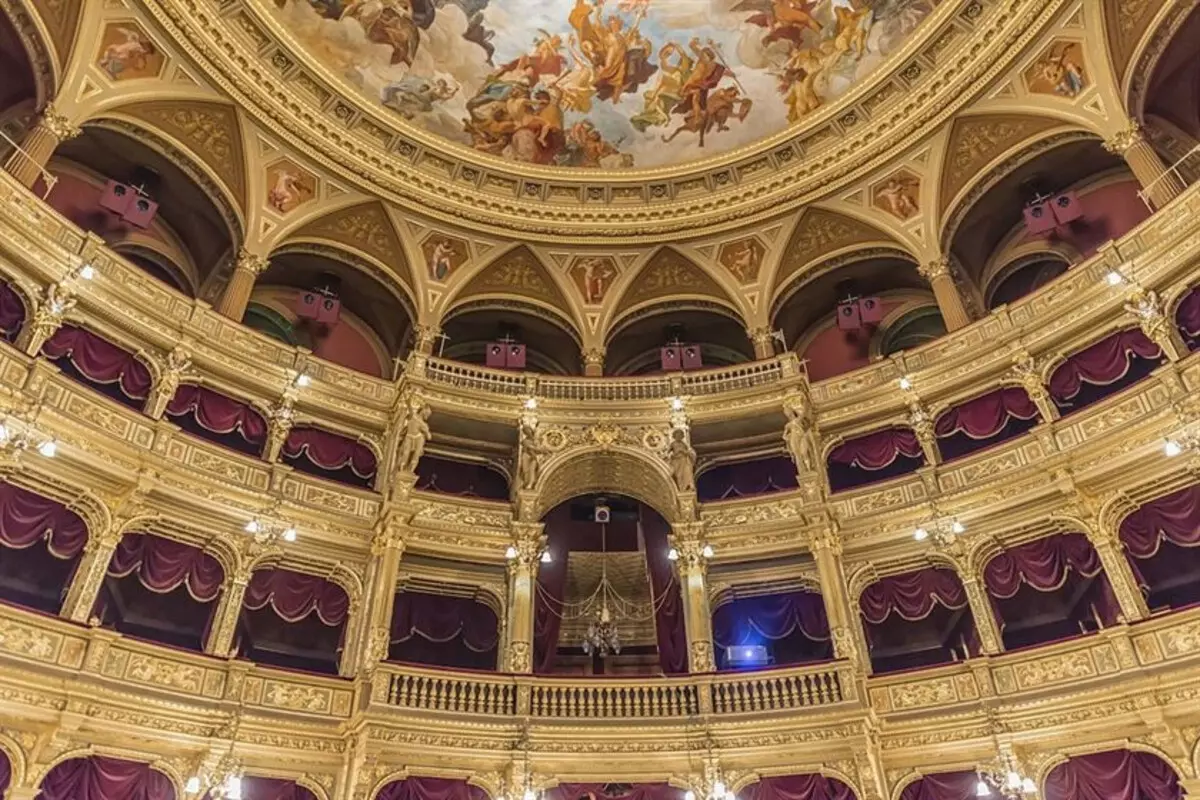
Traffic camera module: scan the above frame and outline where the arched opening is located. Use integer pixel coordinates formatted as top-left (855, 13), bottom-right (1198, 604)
top-left (986, 255), bottom-right (1070, 309)
top-left (1119, 482), bottom-right (1200, 611)
top-left (0, 482), bottom-right (88, 614)
top-left (740, 774), bottom-right (857, 800)
top-left (544, 785), bottom-right (686, 800)
top-left (1047, 328), bottom-right (1165, 416)
top-left (41, 124), bottom-right (239, 295)
top-left (41, 324), bottom-right (153, 412)
top-left (92, 532), bottom-right (224, 653)
top-left (281, 425), bottom-right (378, 488)
top-left (534, 494), bottom-right (686, 676)
top-left (711, 585), bottom-right (832, 670)
top-left (236, 777), bottom-right (319, 800)
top-left (234, 566), bottom-right (350, 675)
top-left (696, 455), bottom-right (798, 502)
top-left (826, 427), bottom-right (925, 492)
top-left (1043, 749), bottom-right (1184, 800)
top-left (387, 586), bottom-right (500, 671)
top-left (37, 756), bottom-right (175, 800)
top-left (934, 386), bottom-right (1042, 462)
top-left (899, 771), bottom-right (979, 800)
top-left (415, 454), bottom-right (510, 500)
top-left (1142, 5), bottom-right (1200, 161)
top-left (442, 303), bottom-right (582, 375)
top-left (0, 10), bottom-right (36, 141)
top-left (982, 532), bottom-right (1119, 650)
top-left (253, 250), bottom-right (412, 378)
top-left (165, 384), bottom-right (267, 458)
top-left (374, 777), bottom-right (488, 800)
top-left (952, 138), bottom-right (1147, 298)
top-left (859, 566), bottom-right (979, 673)
top-left (877, 306), bottom-right (947, 357)
top-left (605, 306), bottom-right (752, 376)
top-left (772, 255), bottom-right (937, 382)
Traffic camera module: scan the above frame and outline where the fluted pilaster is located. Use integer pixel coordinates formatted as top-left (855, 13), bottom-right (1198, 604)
top-left (215, 249), bottom-right (269, 321)
top-left (1105, 123), bottom-right (1185, 210)
top-left (918, 258), bottom-right (972, 332)
top-left (3, 104), bottom-right (80, 189)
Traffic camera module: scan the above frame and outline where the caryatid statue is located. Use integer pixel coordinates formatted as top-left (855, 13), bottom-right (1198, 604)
top-left (668, 427), bottom-right (697, 493)
top-left (395, 398), bottom-right (432, 475)
top-left (516, 414), bottom-right (548, 491)
top-left (782, 393), bottom-right (819, 474)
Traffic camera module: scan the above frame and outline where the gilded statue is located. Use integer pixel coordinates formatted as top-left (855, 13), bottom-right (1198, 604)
top-left (783, 397), bottom-right (818, 473)
top-left (668, 427), bottom-right (696, 493)
top-left (517, 416), bottom-right (548, 490)
top-left (396, 399), bottom-right (432, 474)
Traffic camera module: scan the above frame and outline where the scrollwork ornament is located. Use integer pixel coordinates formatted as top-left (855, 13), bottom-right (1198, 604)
top-left (20, 282), bottom-right (75, 356)
top-left (689, 639), bottom-right (715, 672)
top-left (40, 104), bottom-right (81, 141)
top-left (1103, 122), bottom-right (1145, 155)
top-left (506, 640), bottom-right (531, 673)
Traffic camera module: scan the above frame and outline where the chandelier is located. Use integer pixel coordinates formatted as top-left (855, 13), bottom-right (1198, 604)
top-left (975, 752), bottom-right (1037, 799)
top-left (581, 517), bottom-right (622, 657)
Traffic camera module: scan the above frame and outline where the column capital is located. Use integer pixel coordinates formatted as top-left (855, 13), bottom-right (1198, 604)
top-left (508, 521), bottom-right (546, 572)
top-left (234, 248), bottom-right (271, 277)
top-left (371, 515), bottom-right (409, 556)
top-left (582, 347), bottom-right (605, 373)
top-left (412, 322), bottom-right (442, 355)
top-left (1103, 122), bottom-right (1145, 155)
top-left (40, 104), bottom-right (82, 141)
top-left (917, 257), bottom-right (952, 282)
top-left (808, 522), bottom-right (842, 555)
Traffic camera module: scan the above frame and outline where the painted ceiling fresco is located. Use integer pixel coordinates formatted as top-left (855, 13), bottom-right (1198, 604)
top-left (277, 0), bottom-right (937, 169)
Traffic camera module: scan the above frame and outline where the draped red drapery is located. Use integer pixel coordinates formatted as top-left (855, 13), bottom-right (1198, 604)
top-left (226, 776), bottom-right (319, 800)
top-left (0, 482), bottom-right (88, 559)
top-left (898, 772), bottom-right (978, 800)
top-left (391, 590), bottom-right (499, 653)
top-left (1042, 749), bottom-right (1184, 800)
top-left (282, 426), bottom-right (377, 482)
top-left (859, 568), bottom-right (968, 624)
top-left (696, 455), bottom-right (799, 501)
top-left (712, 591), bottom-right (831, 648)
top-left (166, 385), bottom-right (267, 448)
top-left (934, 388), bottom-right (1039, 440)
top-left (375, 777), bottom-right (490, 800)
top-left (1119, 484), bottom-right (1200, 559)
top-left (1177, 286), bottom-right (1200, 349)
top-left (0, 746), bottom-right (10, 796)
top-left (1048, 329), bottom-right (1162, 405)
top-left (983, 533), bottom-right (1121, 628)
top-left (545, 783), bottom-right (684, 800)
top-left (828, 428), bottom-right (923, 471)
top-left (42, 325), bottom-right (152, 401)
top-left (0, 281), bottom-right (26, 342)
top-left (106, 533), bottom-right (225, 602)
top-left (243, 568), bottom-right (349, 626)
top-left (741, 774), bottom-right (858, 800)
top-left (36, 755), bottom-right (175, 800)
top-left (642, 511), bottom-right (689, 675)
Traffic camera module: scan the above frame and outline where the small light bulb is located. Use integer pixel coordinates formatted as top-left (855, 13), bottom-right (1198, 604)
top-left (79, 264), bottom-right (96, 280)
top-left (282, 527), bottom-right (297, 542)
top-left (524, 397), bottom-right (538, 409)
top-left (1020, 778), bottom-right (1036, 794)
top-left (724, 792), bottom-right (735, 800)
top-left (0, 422), bottom-right (10, 443)
top-left (226, 775), bottom-right (243, 800)
top-left (671, 397), bottom-right (684, 411)
top-left (913, 527), bottom-right (929, 541)
top-left (540, 550), bottom-right (552, 563)
top-left (1106, 270), bottom-right (1124, 286)
top-left (898, 376), bottom-right (912, 390)
top-left (295, 373), bottom-right (311, 387)
top-left (244, 520), bottom-right (260, 534)
top-left (974, 780), bottom-right (991, 798)
top-left (185, 776), bottom-right (201, 794)
top-left (714, 782), bottom-right (726, 797)
top-left (701, 544), bottom-right (714, 558)
top-left (1164, 440), bottom-right (1183, 457)
top-left (667, 547), bottom-right (679, 561)
top-left (37, 440), bottom-right (57, 457)
top-left (685, 791), bottom-right (696, 800)
top-left (1006, 772), bottom-right (1021, 789)
top-left (523, 789), bottom-right (536, 800)
top-left (951, 520), bottom-right (965, 534)
top-left (505, 545), bottom-right (518, 559)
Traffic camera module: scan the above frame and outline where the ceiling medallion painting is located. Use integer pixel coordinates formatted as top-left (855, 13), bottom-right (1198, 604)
top-left (276, 0), bottom-right (939, 169)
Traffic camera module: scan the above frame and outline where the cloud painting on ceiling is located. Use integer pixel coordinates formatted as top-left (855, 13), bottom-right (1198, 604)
top-left (277, 0), bottom-right (937, 169)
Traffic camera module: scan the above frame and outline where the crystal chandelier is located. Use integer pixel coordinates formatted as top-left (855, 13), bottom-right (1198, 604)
top-left (581, 518), bottom-right (621, 657)
top-left (975, 753), bottom-right (1037, 799)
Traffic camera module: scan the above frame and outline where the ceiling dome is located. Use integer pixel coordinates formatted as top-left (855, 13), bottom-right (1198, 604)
top-left (274, 0), bottom-right (937, 170)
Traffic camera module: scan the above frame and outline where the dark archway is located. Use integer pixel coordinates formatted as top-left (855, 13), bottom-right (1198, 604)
top-left (443, 302), bottom-right (582, 375)
top-left (605, 306), bottom-right (751, 376)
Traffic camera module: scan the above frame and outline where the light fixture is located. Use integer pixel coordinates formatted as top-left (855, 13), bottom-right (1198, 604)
top-left (898, 376), bottom-right (913, 390)
top-left (524, 397), bottom-right (538, 410)
top-left (951, 520), bottom-right (966, 534)
top-left (686, 792), bottom-right (696, 800)
top-left (713, 783), bottom-right (726, 798)
top-left (976, 755), bottom-right (1037, 799)
top-left (281, 527), bottom-right (297, 543)
top-left (78, 264), bottom-right (96, 280)
top-left (975, 780), bottom-right (991, 798)
top-left (243, 516), bottom-right (298, 544)
top-left (1105, 270), bottom-right (1125, 286)
top-left (294, 373), bottom-right (311, 388)
top-left (225, 775), bottom-right (243, 800)
top-left (667, 547), bottom-right (679, 561)
top-left (36, 440), bottom-right (56, 458)
top-left (671, 397), bottom-right (684, 411)
top-left (701, 544), bottom-right (715, 558)
top-left (1165, 439), bottom-right (1183, 457)
top-left (0, 423), bottom-right (8, 443)
top-left (913, 527), bottom-right (929, 541)
top-left (244, 520), bottom-right (260, 534)
top-left (540, 550), bottom-right (552, 563)
top-left (185, 777), bottom-right (202, 794)
top-left (523, 790), bottom-right (536, 800)
top-left (505, 545), bottom-right (518, 559)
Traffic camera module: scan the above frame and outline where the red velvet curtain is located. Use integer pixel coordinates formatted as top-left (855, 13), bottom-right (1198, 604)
top-left (107, 533), bottom-right (225, 602)
top-left (934, 388), bottom-right (1039, 439)
top-left (0, 281), bottom-right (26, 342)
top-left (642, 512), bottom-right (689, 675)
top-left (898, 772), bottom-right (977, 800)
top-left (375, 777), bottom-right (490, 800)
top-left (166, 385), bottom-right (267, 446)
top-left (545, 784), bottom-right (683, 800)
top-left (391, 590), bottom-right (499, 652)
top-left (282, 427), bottom-right (377, 480)
top-left (712, 590), bottom-right (830, 648)
top-left (741, 774), bottom-right (857, 800)
top-left (1119, 484), bottom-right (1200, 558)
top-left (1043, 749), bottom-right (1183, 800)
top-left (1177, 286), bottom-right (1200, 348)
top-left (829, 428), bottom-right (923, 470)
top-left (696, 456), bottom-right (799, 501)
top-left (36, 756), bottom-right (175, 800)
top-left (244, 568), bottom-right (349, 626)
top-left (42, 325), bottom-right (152, 399)
top-left (859, 568), bottom-right (967, 624)
top-left (1048, 329), bottom-right (1162, 402)
top-left (0, 746), bottom-right (10, 796)
top-left (237, 776), bottom-right (318, 800)
top-left (0, 482), bottom-right (88, 559)
top-left (415, 455), bottom-right (510, 500)
top-left (983, 533), bottom-right (1105, 597)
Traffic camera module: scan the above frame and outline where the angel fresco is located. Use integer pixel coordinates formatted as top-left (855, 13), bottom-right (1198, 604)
top-left (279, 0), bottom-right (938, 168)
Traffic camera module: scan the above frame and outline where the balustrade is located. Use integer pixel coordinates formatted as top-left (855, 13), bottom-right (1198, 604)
top-left (707, 663), bottom-right (847, 713)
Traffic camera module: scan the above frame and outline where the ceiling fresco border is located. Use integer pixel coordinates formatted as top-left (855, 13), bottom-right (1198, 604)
top-left (117, 0), bottom-right (1072, 240)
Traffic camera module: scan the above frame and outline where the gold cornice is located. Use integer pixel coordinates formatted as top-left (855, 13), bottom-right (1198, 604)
top-left (124, 0), bottom-right (1073, 240)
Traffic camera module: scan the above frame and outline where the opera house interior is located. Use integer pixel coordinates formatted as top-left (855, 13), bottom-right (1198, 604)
top-left (1, 0), bottom-right (1200, 797)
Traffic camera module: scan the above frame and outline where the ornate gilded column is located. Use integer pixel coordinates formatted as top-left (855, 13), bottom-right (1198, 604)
top-left (905, 394), bottom-right (942, 466)
top-left (1104, 123), bottom-right (1185, 209)
top-left (504, 521), bottom-right (544, 672)
top-left (16, 282), bottom-right (76, 356)
top-left (3, 104), bottom-right (80, 189)
top-left (747, 326), bottom-right (776, 360)
top-left (959, 574), bottom-right (1003, 655)
top-left (672, 522), bottom-right (715, 672)
top-left (206, 565), bottom-right (252, 657)
top-left (1067, 489), bottom-right (1150, 623)
top-left (808, 524), bottom-right (866, 670)
top-left (351, 515), bottom-right (406, 676)
top-left (214, 249), bottom-right (269, 321)
top-left (582, 347), bottom-right (605, 376)
top-left (145, 346), bottom-right (192, 419)
top-left (1122, 287), bottom-right (1188, 362)
top-left (412, 323), bottom-right (442, 355)
top-left (1010, 350), bottom-right (1058, 422)
top-left (917, 258), bottom-right (972, 331)
top-left (59, 526), bottom-right (124, 622)
top-left (263, 391), bottom-right (297, 462)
